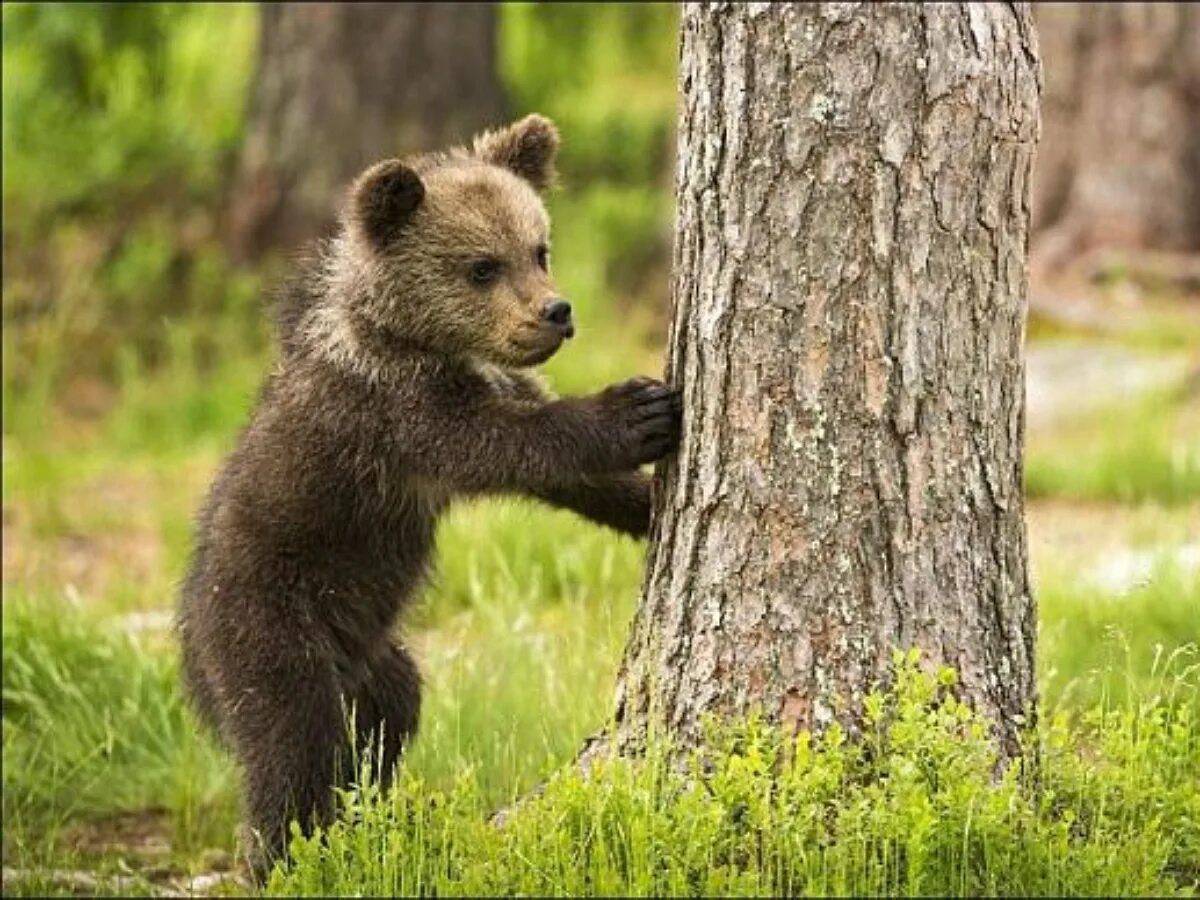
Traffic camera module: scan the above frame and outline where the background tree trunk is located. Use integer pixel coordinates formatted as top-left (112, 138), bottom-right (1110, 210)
top-left (1032, 3), bottom-right (1200, 274)
top-left (227, 2), bottom-right (505, 262)
top-left (612, 3), bottom-right (1041, 760)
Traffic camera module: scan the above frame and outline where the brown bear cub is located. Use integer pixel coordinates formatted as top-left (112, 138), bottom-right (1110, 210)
top-left (177, 114), bottom-right (681, 877)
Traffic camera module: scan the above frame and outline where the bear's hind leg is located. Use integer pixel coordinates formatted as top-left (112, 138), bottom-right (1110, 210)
top-left (349, 641), bottom-right (422, 789)
top-left (229, 655), bottom-right (350, 882)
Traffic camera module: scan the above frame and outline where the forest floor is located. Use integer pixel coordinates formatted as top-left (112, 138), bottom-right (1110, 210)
top-left (3, 280), bottom-right (1198, 896)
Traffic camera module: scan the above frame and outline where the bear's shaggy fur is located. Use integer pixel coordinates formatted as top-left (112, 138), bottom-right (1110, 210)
top-left (176, 115), bottom-right (680, 877)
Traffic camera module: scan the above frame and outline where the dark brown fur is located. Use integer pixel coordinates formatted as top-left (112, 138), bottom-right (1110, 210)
top-left (177, 115), bottom-right (679, 878)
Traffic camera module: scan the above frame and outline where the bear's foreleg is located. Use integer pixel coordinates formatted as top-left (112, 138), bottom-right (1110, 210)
top-left (531, 471), bottom-right (652, 538)
top-left (402, 376), bottom-right (680, 495)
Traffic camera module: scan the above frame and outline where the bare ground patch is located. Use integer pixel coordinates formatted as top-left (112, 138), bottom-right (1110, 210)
top-left (3, 809), bottom-right (244, 897)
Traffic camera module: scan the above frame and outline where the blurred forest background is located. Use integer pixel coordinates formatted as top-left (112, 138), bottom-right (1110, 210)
top-left (2, 3), bottom-right (1198, 895)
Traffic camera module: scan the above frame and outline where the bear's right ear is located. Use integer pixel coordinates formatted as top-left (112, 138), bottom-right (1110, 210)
top-left (473, 114), bottom-right (559, 192)
top-left (351, 160), bottom-right (425, 249)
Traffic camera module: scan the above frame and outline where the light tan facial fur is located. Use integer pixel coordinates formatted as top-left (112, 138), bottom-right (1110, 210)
top-left (321, 115), bottom-right (566, 370)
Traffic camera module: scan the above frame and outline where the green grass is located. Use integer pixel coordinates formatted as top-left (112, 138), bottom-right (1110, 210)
top-left (5, 592), bottom-right (1198, 897)
top-left (1, 593), bottom-right (239, 879)
top-left (4, 515), bottom-right (1198, 896)
top-left (1026, 386), bottom-right (1200, 506)
top-left (274, 653), bottom-right (1197, 896)
top-left (405, 501), bottom-right (643, 803)
top-left (1040, 555), bottom-right (1200, 712)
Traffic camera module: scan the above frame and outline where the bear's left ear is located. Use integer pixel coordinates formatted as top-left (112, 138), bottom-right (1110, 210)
top-left (351, 159), bottom-right (426, 249)
top-left (473, 114), bottom-right (560, 192)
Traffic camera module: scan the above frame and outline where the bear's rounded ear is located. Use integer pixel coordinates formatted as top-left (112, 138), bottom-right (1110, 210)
top-left (473, 114), bottom-right (559, 192)
top-left (351, 159), bottom-right (425, 249)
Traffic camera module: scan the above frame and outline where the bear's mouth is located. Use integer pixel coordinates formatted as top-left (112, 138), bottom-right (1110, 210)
top-left (509, 327), bottom-right (566, 366)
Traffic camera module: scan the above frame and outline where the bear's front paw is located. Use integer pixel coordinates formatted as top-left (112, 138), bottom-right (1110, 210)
top-left (595, 377), bottom-right (682, 467)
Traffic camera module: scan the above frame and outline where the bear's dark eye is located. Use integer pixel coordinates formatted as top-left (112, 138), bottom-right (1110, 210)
top-left (469, 258), bottom-right (502, 287)
top-left (535, 244), bottom-right (549, 271)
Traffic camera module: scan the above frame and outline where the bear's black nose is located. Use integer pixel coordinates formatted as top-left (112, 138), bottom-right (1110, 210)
top-left (543, 300), bottom-right (573, 326)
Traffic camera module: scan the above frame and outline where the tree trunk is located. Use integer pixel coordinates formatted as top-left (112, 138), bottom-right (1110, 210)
top-left (227, 2), bottom-right (505, 262)
top-left (613, 3), bottom-right (1041, 761)
top-left (1032, 3), bottom-right (1200, 273)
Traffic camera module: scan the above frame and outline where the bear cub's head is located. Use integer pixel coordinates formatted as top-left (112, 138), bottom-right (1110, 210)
top-left (347, 114), bottom-right (571, 368)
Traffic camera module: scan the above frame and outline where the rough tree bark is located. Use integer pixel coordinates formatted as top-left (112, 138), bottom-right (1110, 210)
top-left (227, 3), bottom-right (505, 262)
top-left (612, 3), bottom-right (1041, 760)
top-left (1032, 3), bottom-right (1200, 273)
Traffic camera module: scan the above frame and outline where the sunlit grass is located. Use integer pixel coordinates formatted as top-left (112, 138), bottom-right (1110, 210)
top-left (1, 592), bottom-right (239, 869)
top-left (6, 590), bottom-right (1197, 898)
top-left (275, 653), bottom-right (1200, 897)
top-left (408, 522), bottom-right (637, 804)
top-left (1026, 386), bottom-right (1200, 505)
top-left (1039, 556), bottom-right (1200, 711)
